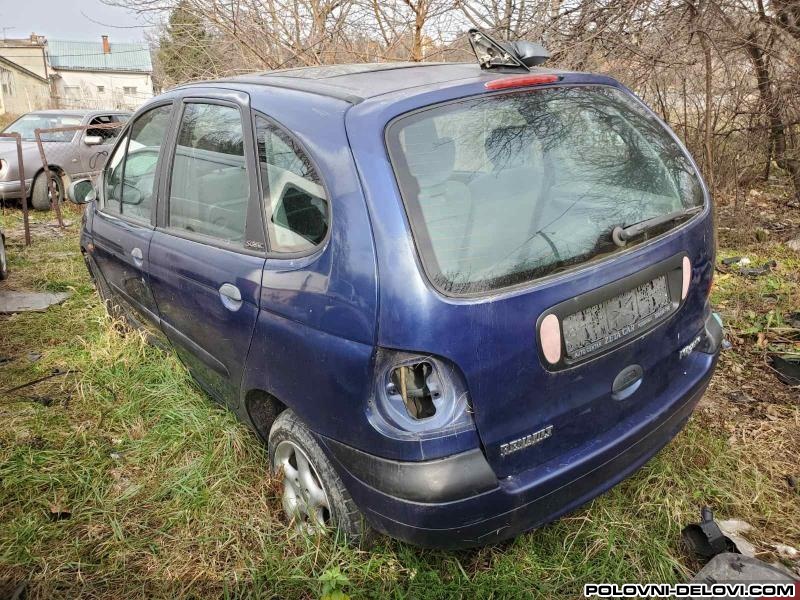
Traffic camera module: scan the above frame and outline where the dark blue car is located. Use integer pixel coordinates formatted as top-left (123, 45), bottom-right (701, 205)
top-left (70, 50), bottom-right (722, 548)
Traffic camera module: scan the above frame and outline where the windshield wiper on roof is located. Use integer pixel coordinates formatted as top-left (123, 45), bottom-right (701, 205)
top-left (611, 206), bottom-right (702, 247)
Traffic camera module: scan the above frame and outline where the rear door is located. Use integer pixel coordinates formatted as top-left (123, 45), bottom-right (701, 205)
top-left (89, 102), bottom-right (175, 335)
top-left (147, 90), bottom-right (266, 405)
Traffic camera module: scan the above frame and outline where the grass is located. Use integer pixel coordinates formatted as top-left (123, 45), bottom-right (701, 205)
top-left (1, 204), bottom-right (798, 599)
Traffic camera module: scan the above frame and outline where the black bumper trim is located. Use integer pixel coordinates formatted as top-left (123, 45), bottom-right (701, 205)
top-left (324, 438), bottom-right (497, 503)
top-left (699, 307), bottom-right (723, 354)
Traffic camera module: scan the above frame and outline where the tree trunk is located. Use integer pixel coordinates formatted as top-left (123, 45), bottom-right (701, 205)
top-left (745, 31), bottom-right (800, 201)
top-left (699, 31), bottom-right (715, 194)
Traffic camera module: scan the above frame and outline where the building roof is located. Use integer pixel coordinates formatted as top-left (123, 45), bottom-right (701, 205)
top-left (0, 36), bottom-right (47, 49)
top-left (47, 39), bottom-right (152, 74)
top-left (0, 55), bottom-right (49, 84)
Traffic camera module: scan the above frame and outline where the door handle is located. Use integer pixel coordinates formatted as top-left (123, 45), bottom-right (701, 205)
top-left (219, 283), bottom-right (243, 311)
top-left (131, 247), bottom-right (143, 267)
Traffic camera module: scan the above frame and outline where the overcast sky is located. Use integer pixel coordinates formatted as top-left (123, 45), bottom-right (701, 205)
top-left (0, 0), bottom-right (155, 43)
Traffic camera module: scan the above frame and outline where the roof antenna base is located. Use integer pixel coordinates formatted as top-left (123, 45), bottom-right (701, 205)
top-left (468, 29), bottom-right (550, 71)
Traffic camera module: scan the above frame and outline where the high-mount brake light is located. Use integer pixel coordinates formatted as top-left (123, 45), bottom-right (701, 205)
top-left (484, 74), bottom-right (560, 91)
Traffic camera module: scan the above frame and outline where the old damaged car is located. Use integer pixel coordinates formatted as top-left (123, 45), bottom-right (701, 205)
top-left (67, 31), bottom-right (723, 548)
top-left (0, 109), bottom-right (129, 210)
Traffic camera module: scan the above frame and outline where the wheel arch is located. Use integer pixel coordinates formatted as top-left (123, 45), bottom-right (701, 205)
top-left (244, 389), bottom-right (287, 444)
top-left (30, 165), bottom-right (70, 192)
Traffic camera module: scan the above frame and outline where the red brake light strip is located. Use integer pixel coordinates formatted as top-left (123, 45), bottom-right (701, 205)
top-left (484, 74), bottom-right (561, 91)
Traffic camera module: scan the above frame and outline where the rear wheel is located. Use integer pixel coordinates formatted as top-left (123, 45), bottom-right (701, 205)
top-left (268, 410), bottom-right (371, 545)
top-left (31, 171), bottom-right (64, 211)
top-left (0, 234), bottom-right (8, 280)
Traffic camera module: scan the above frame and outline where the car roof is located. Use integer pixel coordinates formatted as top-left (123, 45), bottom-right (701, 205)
top-left (26, 109), bottom-right (130, 117)
top-left (209, 62), bottom-right (571, 104)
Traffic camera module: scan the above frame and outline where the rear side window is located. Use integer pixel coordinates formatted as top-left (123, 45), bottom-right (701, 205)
top-left (387, 86), bottom-right (705, 295)
top-left (168, 103), bottom-right (249, 245)
top-left (255, 116), bottom-right (328, 253)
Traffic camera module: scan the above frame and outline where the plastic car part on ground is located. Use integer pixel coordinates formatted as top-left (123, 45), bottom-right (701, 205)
top-left (683, 507), bottom-right (800, 587)
top-left (718, 256), bottom-right (777, 277)
top-left (690, 553), bottom-right (797, 589)
top-left (716, 519), bottom-right (758, 558)
top-left (0, 290), bottom-right (71, 313)
top-left (682, 507), bottom-right (738, 559)
top-left (771, 355), bottom-right (800, 386)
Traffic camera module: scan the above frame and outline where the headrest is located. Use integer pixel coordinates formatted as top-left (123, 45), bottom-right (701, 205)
top-left (402, 120), bottom-right (456, 189)
top-left (485, 125), bottom-right (534, 170)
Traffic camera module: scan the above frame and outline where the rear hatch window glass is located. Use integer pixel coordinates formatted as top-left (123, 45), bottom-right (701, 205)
top-left (386, 85), bottom-right (705, 295)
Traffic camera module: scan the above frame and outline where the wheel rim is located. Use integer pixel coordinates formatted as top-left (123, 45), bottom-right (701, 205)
top-left (0, 240), bottom-right (6, 276)
top-left (50, 177), bottom-right (64, 202)
top-left (273, 440), bottom-right (331, 533)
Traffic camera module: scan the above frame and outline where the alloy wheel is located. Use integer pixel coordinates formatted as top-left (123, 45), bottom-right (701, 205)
top-left (274, 440), bottom-right (331, 533)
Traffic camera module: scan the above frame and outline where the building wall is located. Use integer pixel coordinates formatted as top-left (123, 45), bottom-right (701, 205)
top-left (0, 44), bottom-right (49, 80)
top-left (0, 65), bottom-right (52, 115)
top-left (52, 70), bottom-right (154, 110)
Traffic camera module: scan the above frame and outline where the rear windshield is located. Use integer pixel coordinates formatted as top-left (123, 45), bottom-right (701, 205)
top-left (387, 85), bottom-right (705, 295)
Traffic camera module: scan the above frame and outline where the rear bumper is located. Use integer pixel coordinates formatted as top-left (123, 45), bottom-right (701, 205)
top-left (321, 315), bottom-right (722, 549)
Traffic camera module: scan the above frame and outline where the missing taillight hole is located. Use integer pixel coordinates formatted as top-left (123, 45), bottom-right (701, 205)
top-left (389, 362), bottom-right (438, 419)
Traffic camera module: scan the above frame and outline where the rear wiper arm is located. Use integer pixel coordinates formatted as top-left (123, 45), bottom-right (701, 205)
top-left (611, 206), bottom-right (702, 247)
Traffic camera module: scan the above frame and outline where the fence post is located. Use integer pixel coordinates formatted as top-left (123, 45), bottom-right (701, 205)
top-left (14, 133), bottom-right (31, 246)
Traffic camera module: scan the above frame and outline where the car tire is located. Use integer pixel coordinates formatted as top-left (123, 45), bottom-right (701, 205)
top-left (0, 233), bottom-right (8, 281)
top-left (31, 171), bottom-right (63, 211)
top-left (268, 409), bottom-right (372, 545)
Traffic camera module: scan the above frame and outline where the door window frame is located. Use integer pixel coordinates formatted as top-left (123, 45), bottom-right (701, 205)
top-left (158, 93), bottom-right (266, 257)
top-left (251, 109), bottom-right (332, 259)
top-left (84, 113), bottom-right (124, 143)
top-left (96, 100), bottom-right (177, 228)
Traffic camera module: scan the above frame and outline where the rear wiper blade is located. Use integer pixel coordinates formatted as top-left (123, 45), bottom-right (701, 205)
top-left (611, 206), bottom-right (702, 248)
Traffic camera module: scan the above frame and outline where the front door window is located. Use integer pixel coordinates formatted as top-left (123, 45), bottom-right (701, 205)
top-left (101, 104), bottom-right (173, 222)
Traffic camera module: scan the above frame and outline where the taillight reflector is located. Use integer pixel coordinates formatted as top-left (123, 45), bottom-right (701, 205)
top-left (485, 74), bottom-right (560, 91)
top-left (539, 314), bottom-right (562, 365)
top-left (681, 256), bottom-right (691, 300)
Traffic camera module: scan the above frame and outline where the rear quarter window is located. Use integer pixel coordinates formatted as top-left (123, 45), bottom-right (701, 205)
top-left (255, 116), bottom-right (329, 254)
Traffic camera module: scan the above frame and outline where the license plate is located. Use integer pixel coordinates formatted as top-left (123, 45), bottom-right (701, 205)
top-left (562, 275), bottom-right (672, 360)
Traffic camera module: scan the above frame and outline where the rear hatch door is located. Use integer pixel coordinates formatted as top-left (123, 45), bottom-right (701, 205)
top-left (380, 83), bottom-right (713, 478)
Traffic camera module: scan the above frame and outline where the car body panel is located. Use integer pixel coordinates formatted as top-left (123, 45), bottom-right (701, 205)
top-left (149, 232), bottom-right (265, 404)
top-left (345, 73), bottom-right (715, 477)
top-left (78, 63), bottom-right (721, 547)
top-left (239, 84), bottom-right (391, 450)
top-left (144, 88), bottom-right (266, 406)
top-left (90, 210), bottom-right (160, 323)
top-left (323, 358), bottom-right (714, 548)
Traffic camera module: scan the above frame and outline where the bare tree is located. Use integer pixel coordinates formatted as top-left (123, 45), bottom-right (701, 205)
top-left (106, 0), bottom-right (800, 200)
